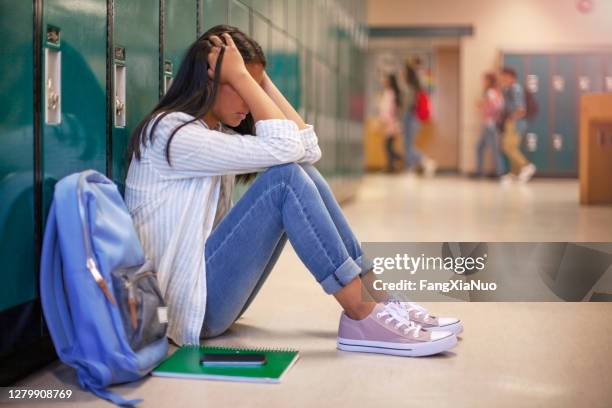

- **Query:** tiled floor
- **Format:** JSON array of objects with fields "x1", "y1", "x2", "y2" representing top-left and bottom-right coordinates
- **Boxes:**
[{"x1": 11, "y1": 174, "x2": 612, "y2": 407}]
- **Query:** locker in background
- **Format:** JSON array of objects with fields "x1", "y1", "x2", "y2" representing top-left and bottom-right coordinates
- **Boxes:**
[
  {"x1": 550, "y1": 54, "x2": 578, "y2": 175},
  {"x1": 0, "y1": 0, "x2": 38, "y2": 360},
  {"x1": 202, "y1": 0, "x2": 229, "y2": 33},
  {"x1": 41, "y1": 0, "x2": 107, "y2": 217},
  {"x1": 522, "y1": 54, "x2": 551, "y2": 173},
  {"x1": 229, "y1": 0, "x2": 250, "y2": 34},
  {"x1": 163, "y1": 0, "x2": 199, "y2": 96},
  {"x1": 267, "y1": 26, "x2": 287, "y2": 97},
  {"x1": 111, "y1": 0, "x2": 159, "y2": 192},
  {"x1": 577, "y1": 54, "x2": 604, "y2": 94}
]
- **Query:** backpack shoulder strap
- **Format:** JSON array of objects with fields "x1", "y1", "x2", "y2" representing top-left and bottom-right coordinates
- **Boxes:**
[{"x1": 40, "y1": 200, "x2": 76, "y2": 361}]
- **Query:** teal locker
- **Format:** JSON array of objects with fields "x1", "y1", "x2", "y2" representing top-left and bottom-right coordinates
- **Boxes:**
[
  {"x1": 111, "y1": 0, "x2": 159, "y2": 192},
  {"x1": 229, "y1": 0, "x2": 250, "y2": 34},
  {"x1": 501, "y1": 54, "x2": 524, "y2": 174},
  {"x1": 41, "y1": 0, "x2": 107, "y2": 217},
  {"x1": 285, "y1": 37, "x2": 300, "y2": 109},
  {"x1": 522, "y1": 54, "x2": 550, "y2": 173},
  {"x1": 163, "y1": 0, "x2": 199, "y2": 96},
  {"x1": 0, "y1": 0, "x2": 36, "y2": 326},
  {"x1": 267, "y1": 26, "x2": 287, "y2": 95},
  {"x1": 576, "y1": 54, "x2": 604, "y2": 94},
  {"x1": 550, "y1": 54, "x2": 578, "y2": 175},
  {"x1": 202, "y1": 0, "x2": 228, "y2": 33}
]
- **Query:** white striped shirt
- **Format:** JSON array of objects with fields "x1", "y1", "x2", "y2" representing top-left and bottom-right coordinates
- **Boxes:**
[{"x1": 125, "y1": 111, "x2": 321, "y2": 345}]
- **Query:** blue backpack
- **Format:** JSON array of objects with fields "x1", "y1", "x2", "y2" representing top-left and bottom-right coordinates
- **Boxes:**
[{"x1": 40, "y1": 170, "x2": 169, "y2": 406}]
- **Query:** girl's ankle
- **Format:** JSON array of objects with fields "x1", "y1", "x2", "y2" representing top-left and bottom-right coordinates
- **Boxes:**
[{"x1": 345, "y1": 302, "x2": 376, "y2": 320}]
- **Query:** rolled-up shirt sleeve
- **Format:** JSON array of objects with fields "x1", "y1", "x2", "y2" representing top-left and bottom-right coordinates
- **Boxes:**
[{"x1": 297, "y1": 124, "x2": 322, "y2": 164}]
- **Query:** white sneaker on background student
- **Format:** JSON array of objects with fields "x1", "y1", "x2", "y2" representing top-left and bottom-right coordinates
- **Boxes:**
[{"x1": 518, "y1": 163, "x2": 536, "y2": 183}]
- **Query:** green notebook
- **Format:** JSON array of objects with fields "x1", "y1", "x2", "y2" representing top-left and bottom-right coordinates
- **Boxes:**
[{"x1": 152, "y1": 345, "x2": 299, "y2": 383}]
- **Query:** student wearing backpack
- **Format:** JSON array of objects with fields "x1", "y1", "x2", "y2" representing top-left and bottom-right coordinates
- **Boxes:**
[
  {"x1": 400, "y1": 63, "x2": 437, "y2": 176},
  {"x1": 124, "y1": 25, "x2": 462, "y2": 356},
  {"x1": 499, "y1": 67, "x2": 536, "y2": 183},
  {"x1": 474, "y1": 72, "x2": 504, "y2": 178}
]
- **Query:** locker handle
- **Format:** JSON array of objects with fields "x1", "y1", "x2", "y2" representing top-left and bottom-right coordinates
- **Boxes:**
[
  {"x1": 47, "y1": 79, "x2": 59, "y2": 110},
  {"x1": 114, "y1": 63, "x2": 126, "y2": 128},
  {"x1": 115, "y1": 99, "x2": 125, "y2": 116},
  {"x1": 44, "y1": 48, "x2": 61, "y2": 125}
]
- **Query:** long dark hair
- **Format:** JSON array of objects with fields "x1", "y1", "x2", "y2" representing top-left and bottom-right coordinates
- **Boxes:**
[
  {"x1": 387, "y1": 74, "x2": 401, "y2": 110},
  {"x1": 127, "y1": 24, "x2": 266, "y2": 184},
  {"x1": 405, "y1": 64, "x2": 422, "y2": 92}
]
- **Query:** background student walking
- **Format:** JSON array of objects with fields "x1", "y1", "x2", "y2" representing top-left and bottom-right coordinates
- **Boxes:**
[
  {"x1": 401, "y1": 63, "x2": 436, "y2": 176},
  {"x1": 378, "y1": 73, "x2": 403, "y2": 173},
  {"x1": 474, "y1": 72, "x2": 504, "y2": 178},
  {"x1": 499, "y1": 67, "x2": 536, "y2": 183}
]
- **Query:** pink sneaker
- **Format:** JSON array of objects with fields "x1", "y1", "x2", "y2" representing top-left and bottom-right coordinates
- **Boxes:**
[
  {"x1": 337, "y1": 303, "x2": 457, "y2": 357},
  {"x1": 395, "y1": 302, "x2": 463, "y2": 335}
]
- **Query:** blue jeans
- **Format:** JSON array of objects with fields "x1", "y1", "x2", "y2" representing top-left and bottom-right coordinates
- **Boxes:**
[
  {"x1": 201, "y1": 163, "x2": 369, "y2": 338},
  {"x1": 476, "y1": 123, "x2": 503, "y2": 177},
  {"x1": 403, "y1": 112, "x2": 423, "y2": 168}
]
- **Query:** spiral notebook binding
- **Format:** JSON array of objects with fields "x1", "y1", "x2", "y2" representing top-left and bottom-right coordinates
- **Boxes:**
[{"x1": 182, "y1": 344, "x2": 298, "y2": 353}]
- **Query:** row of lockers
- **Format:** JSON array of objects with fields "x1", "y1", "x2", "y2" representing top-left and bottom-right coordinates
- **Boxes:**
[
  {"x1": 502, "y1": 52, "x2": 612, "y2": 176},
  {"x1": 0, "y1": 0, "x2": 366, "y2": 383}
]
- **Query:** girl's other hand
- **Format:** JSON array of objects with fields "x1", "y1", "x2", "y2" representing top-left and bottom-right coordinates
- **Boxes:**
[{"x1": 207, "y1": 33, "x2": 249, "y2": 85}]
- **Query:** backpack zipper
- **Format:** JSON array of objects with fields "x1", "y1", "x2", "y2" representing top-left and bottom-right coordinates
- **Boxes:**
[
  {"x1": 77, "y1": 171, "x2": 117, "y2": 305},
  {"x1": 123, "y1": 271, "x2": 157, "y2": 329}
]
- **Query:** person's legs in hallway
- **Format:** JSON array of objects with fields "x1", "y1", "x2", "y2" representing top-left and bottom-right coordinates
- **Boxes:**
[
  {"x1": 202, "y1": 163, "x2": 456, "y2": 356},
  {"x1": 513, "y1": 119, "x2": 537, "y2": 182},
  {"x1": 502, "y1": 119, "x2": 529, "y2": 175},
  {"x1": 488, "y1": 124, "x2": 504, "y2": 177},
  {"x1": 202, "y1": 162, "x2": 374, "y2": 338},
  {"x1": 299, "y1": 163, "x2": 367, "y2": 271},
  {"x1": 403, "y1": 112, "x2": 436, "y2": 176},
  {"x1": 236, "y1": 161, "x2": 371, "y2": 321},
  {"x1": 233, "y1": 233, "x2": 288, "y2": 321},
  {"x1": 477, "y1": 123, "x2": 504, "y2": 178},
  {"x1": 475, "y1": 125, "x2": 488, "y2": 177},
  {"x1": 402, "y1": 112, "x2": 423, "y2": 169},
  {"x1": 384, "y1": 135, "x2": 402, "y2": 172}
]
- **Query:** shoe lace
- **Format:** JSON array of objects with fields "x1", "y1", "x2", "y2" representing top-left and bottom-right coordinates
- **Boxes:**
[
  {"x1": 403, "y1": 302, "x2": 432, "y2": 321},
  {"x1": 377, "y1": 303, "x2": 422, "y2": 337}
]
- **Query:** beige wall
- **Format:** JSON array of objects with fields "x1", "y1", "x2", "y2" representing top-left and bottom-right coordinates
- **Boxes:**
[{"x1": 368, "y1": 0, "x2": 612, "y2": 172}]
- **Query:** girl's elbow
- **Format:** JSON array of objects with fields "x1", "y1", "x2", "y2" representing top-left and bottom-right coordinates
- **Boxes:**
[{"x1": 290, "y1": 143, "x2": 307, "y2": 162}]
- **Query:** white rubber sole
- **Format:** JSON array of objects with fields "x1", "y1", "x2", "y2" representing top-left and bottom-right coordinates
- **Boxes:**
[
  {"x1": 426, "y1": 321, "x2": 464, "y2": 336},
  {"x1": 337, "y1": 335, "x2": 457, "y2": 357}
]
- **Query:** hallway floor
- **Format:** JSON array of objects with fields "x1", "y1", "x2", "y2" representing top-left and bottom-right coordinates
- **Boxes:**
[{"x1": 12, "y1": 174, "x2": 612, "y2": 408}]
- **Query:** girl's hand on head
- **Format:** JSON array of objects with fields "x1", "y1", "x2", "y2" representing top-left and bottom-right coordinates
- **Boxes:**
[{"x1": 207, "y1": 33, "x2": 249, "y2": 85}]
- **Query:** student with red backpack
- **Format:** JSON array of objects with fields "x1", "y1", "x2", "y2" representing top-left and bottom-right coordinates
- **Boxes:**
[{"x1": 401, "y1": 63, "x2": 436, "y2": 176}]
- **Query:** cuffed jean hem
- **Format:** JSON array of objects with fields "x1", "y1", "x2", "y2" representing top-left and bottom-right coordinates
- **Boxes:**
[
  {"x1": 319, "y1": 257, "x2": 363, "y2": 295},
  {"x1": 354, "y1": 255, "x2": 374, "y2": 276}
]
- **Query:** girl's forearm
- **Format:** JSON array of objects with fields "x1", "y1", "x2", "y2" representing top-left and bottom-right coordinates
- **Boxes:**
[
  {"x1": 231, "y1": 71, "x2": 286, "y2": 122},
  {"x1": 262, "y1": 74, "x2": 307, "y2": 130}
]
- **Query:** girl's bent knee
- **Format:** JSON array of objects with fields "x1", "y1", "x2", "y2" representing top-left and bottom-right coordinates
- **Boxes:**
[{"x1": 263, "y1": 163, "x2": 309, "y2": 184}]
